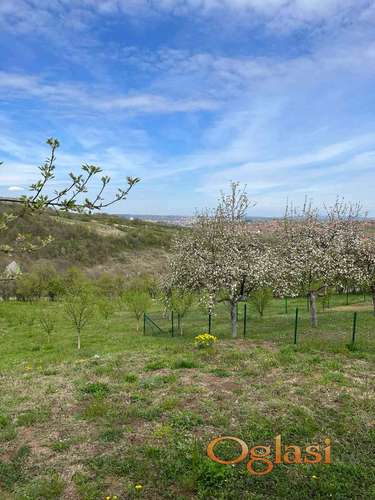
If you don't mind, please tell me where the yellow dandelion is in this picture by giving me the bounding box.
[135,483,143,491]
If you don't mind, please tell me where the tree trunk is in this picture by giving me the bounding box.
[230,301,237,338]
[309,292,318,327]
[178,314,182,335]
[371,285,375,317]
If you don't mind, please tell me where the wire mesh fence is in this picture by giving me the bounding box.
[144,295,375,351]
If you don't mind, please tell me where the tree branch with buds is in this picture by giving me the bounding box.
[0,138,140,261]
[0,138,140,213]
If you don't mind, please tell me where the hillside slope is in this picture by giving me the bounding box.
[0,204,181,276]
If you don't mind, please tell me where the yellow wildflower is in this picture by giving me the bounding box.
[194,333,218,348]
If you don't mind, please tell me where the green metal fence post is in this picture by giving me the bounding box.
[363,290,366,302]
[171,311,174,337]
[352,312,357,345]
[177,313,181,336]
[284,297,288,314]
[208,313,212,335]
[294,308,299,345]
[236,303,239,321]
[243,303,247,338]
[143,313,146,335]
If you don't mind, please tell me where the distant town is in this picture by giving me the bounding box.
[119,214,279,227]
[119,214,375,236]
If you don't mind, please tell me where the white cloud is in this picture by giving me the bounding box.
[144,132,375,183]
[0,71,218,114]
[0,161,38,187]
[96,94,218,112]
[8,185,24,191]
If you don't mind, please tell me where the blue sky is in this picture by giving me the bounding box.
[1,1,375,216]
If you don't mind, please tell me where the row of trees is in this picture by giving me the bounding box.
[168,183,375,337]
[13,269,154,349]
[1,265,129,302]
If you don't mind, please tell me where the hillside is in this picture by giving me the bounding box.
[0,204,181,276]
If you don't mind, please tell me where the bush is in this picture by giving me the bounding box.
[96,273,125,299]
[249,288,273,317]
[122,289,151,332]
[194,333,218,349]
[97,298,117,321]
[39,310,55,343]
[15,263,61,301]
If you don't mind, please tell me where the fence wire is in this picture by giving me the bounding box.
[143,298,375,350]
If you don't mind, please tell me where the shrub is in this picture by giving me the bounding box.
[15,263,61,301]
[39,310,55,344]
[194,333,218,349]
[122,289,151,332]
[249,288,273,317]
[162,289,195,335]
[96,273,125,299]
[97,298,116,321]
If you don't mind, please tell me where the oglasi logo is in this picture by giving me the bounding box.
[207,435,331,476]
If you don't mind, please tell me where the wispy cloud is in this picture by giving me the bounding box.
[0,71,218,114]
[0,0,371,36]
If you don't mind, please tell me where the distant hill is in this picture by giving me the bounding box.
[0,203,181,276]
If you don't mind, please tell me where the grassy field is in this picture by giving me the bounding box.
[146,293,375,351]
[0,295,374,499]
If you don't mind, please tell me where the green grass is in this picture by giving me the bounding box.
[0,295,374,498]
[147,292,375,351]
